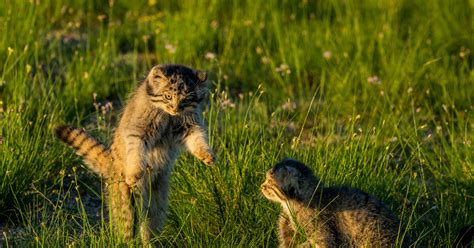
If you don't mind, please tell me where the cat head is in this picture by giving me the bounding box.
[261,158,321,204]
[145,64,208,115]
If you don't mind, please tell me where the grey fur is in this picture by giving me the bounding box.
[261,158,413,248]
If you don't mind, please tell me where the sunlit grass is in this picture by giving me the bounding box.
[0,0,472,246]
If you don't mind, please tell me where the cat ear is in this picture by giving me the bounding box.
[285,166,298,176]
[149,65,166,83]
[195,70,208,83]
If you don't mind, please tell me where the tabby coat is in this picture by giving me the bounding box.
[55,64,215,244]
[261,158,412,248]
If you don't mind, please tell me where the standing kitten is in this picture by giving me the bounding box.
[55,64,215,244]
[261,158,412,248]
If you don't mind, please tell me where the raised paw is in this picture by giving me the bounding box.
[195,149,216,166]
[203,153,216,166]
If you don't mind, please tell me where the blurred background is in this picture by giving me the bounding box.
[0,0,472,246]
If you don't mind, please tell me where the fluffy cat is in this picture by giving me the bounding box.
[261,158,412,248]
[55,64,216,244]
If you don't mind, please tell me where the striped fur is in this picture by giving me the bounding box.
[261,158,413,248]
[54,64,215,245]
[54,125,111,177]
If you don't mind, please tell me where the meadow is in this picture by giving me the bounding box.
[0,0,472,246]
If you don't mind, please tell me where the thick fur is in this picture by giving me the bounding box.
[261,158,413,248]
[54,125,111,177]
[55,64,215,245]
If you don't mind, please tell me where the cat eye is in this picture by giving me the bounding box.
[164,94,172,100]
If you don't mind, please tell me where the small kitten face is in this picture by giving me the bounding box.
[261,158,318,203]
[145,64,208,115]
[261,170,288,203]
[261,166,301,203]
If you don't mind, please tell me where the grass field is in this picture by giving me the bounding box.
[0,0,473,246]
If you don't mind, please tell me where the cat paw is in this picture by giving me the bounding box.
[196,149,216,166]
[203,153,216,166]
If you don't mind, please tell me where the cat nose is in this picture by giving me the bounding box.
[170,104,179,111]
[167,106,179,115]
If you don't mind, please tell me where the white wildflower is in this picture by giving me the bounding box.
[205,52,216,60]
[323,50,332,60]
[275,63,291,76]
[367,75,381,84]
[261,56,270,64]
[165,43,177,54]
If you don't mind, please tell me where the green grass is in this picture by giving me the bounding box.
[0,0,472,246]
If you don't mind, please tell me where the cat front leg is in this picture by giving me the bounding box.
[306,221,337,248]
[123,131,146,187]
[183,125,215,166]
[278,213,296,248]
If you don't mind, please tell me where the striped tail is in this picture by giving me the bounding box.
[54,125,112,177]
